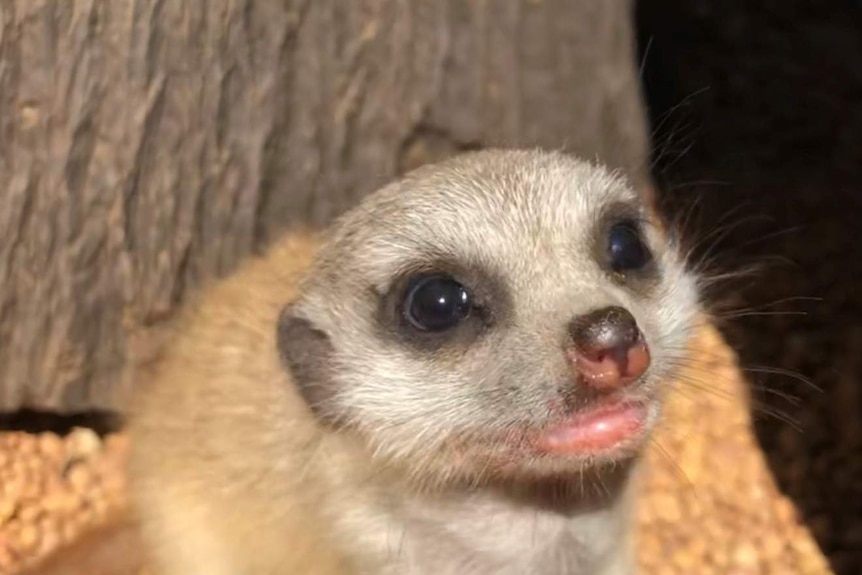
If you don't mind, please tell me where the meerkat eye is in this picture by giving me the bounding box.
[403,274,472,332]
[607,220,651,273]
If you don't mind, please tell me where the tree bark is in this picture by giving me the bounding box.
[0,0,650,412]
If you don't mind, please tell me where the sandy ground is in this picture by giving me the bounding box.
[0,323,834,574]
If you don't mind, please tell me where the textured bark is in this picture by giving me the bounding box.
[0,0,649,411]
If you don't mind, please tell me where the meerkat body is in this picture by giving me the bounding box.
[125,149,700,575]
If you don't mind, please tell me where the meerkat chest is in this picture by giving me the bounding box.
[342,492,629,575]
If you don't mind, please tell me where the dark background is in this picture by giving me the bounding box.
[636,1,862,572]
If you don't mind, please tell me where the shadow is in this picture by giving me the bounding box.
[635,1,862,573]
[0,409,124,437]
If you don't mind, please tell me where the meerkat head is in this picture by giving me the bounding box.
[278,149,699,487]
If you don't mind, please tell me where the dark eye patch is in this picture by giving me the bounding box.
[403,274,472,332]
[607,220,651,273]
[593,202,660,288]
[374,257,511,353]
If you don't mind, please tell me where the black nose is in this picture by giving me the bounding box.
[566,306,649,391]
[567,306,641,360]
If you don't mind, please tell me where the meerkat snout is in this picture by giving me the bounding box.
[567,305,651,392]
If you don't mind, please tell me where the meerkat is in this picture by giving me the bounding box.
[25,149,701,575]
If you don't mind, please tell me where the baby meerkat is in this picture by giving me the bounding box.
[125,149,700,575]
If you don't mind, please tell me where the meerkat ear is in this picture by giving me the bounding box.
[276,303,337,417]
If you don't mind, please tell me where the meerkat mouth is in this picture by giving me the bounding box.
[534,400,651,456]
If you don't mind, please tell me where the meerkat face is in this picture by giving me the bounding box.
[279,149,700,485]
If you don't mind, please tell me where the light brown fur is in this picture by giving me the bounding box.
[37,149,700,575]
[127,232,354,575]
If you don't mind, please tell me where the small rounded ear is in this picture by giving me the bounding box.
[277,303,337,419]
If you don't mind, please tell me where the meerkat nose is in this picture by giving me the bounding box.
[566,306,651,391]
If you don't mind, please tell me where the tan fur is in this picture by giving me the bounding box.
[117,149,700,575]
[127,233,354,575]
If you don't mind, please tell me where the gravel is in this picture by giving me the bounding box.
[0,324,834,574]
[0,429,128,573]
[637,323,833,575]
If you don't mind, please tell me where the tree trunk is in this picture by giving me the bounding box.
[0,0,650,412]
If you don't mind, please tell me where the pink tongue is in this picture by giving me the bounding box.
[538,404,647,454]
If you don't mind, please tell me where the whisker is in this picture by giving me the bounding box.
[739,366,821,393]
[668,375,803,431]
[639,35,654,80]
[715,310,809,319]
[647,437,698,499]
[661,352,818,395]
